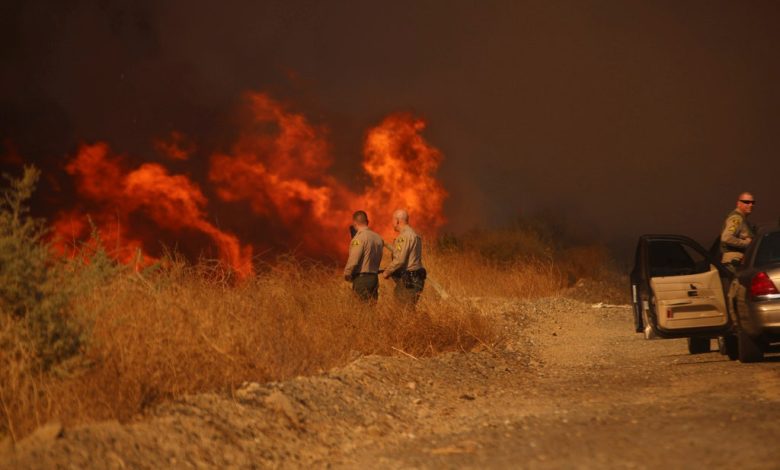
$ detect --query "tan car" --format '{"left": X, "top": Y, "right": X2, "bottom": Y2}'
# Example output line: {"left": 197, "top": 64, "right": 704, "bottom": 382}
{"left": 630, "top": 232, "right": 780, "bottom": 362}
{"left": 720, "top": 227, "right": 780, "bottom": 362}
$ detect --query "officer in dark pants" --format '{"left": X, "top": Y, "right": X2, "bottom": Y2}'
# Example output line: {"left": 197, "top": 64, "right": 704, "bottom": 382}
{"left": 343, "top": 211, "right": 384, "bottom": 302}
{"left": 383, "top": 209, "right": 426, "bottom": 306}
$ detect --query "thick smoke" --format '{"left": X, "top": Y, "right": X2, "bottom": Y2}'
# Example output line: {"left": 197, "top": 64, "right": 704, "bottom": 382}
{"left": 3, "top": 0, "right": 780, "bottom": 264}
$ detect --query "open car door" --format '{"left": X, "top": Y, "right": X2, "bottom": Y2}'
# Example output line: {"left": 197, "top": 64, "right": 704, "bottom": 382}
{"left": 630, "top": 235, "right": 732, "bottom": 339}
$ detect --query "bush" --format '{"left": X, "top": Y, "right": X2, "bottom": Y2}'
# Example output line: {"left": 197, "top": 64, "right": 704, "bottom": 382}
{"left": 1, "top": 167, "right": 81, "bottom": 369}
{"left": 0, "top": 167, "right": 117, "bottom": 440}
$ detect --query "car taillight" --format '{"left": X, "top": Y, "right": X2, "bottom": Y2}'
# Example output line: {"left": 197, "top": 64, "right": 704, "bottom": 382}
{"left": 750, "top": 272, "right": 779, "bottom": 298}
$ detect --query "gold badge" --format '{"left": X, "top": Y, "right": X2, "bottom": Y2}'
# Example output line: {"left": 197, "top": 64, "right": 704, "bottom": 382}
{"left": 352, "top": 240, "right": 361, "bottom": 246}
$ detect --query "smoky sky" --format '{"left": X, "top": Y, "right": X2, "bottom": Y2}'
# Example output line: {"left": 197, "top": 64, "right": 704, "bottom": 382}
{"left": 2, "top": 0, "right": 779, "bottom": 260}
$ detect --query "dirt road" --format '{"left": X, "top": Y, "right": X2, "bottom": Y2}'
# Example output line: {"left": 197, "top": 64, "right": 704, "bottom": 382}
{"left": 5, "top": 296, "right": 780, "bottom": 469}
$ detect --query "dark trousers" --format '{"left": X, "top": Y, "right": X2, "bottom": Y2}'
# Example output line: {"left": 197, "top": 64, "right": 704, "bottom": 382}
{"left": 393, "top": 270, "right": 425, "bottom": 306}
{"left": 352, "top": 273, "right": 379, "bottom": 302}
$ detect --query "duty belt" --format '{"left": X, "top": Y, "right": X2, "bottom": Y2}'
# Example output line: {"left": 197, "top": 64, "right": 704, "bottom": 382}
{"left": 404, "top": 268, "right": 426, "bottom": 279}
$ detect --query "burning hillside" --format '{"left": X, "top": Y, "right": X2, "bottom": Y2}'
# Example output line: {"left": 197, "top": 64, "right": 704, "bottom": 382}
{"left": 50, "top": 92, "right": 447, "bottom": 274}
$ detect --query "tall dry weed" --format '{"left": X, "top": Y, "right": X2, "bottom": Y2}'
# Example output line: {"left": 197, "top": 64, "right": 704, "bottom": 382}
{"left": 434, "top": 226, "right": 627, "bottom": 303}
{"left": 2, "top": 255, "right": 498, "bottom": 440}
{"left": 427, "top": 250, "right": 565, "bottom": 299}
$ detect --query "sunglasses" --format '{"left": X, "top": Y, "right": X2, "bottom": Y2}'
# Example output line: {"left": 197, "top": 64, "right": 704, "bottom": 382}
{"left": 739, "top": 200, "right": 756, "bottom": 205}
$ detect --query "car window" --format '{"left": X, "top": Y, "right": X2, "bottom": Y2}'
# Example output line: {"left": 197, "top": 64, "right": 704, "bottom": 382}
{"left": 755, "top": 232, "right": 780, "bottom": 266}
{"left": 647, "top": 240, "right": 710, "bottom": 277}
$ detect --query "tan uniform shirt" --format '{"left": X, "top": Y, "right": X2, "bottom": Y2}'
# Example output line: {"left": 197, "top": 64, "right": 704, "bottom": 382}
{"left": 720, "top": 209, "right": 755, "bottom": 263}
{"left": 343, "top": 227, "right": 384, "bottom": 277}
{"left": 386, "top": 225, "right": 424, "bottom": 275}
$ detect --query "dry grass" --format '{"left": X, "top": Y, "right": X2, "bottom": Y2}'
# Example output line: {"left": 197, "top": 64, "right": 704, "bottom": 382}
{"left": 1, "top": 255, "right": 502, "bottom": 441}
{"left": 427, "top": 250, "right": 565, "bottom": 299}
{"left": 431, "top": 227, "right": 626, "bottom": 302}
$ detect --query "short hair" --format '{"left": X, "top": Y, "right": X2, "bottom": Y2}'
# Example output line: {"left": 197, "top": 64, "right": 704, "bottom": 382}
{"left": 393, "top": 209, "right": 409, "bottom": 223}
{"left": 737, "top": 191, "right": 754, "bottom": 201}
{"left": 352, "top": 210, "right": 369, "bottom": 225}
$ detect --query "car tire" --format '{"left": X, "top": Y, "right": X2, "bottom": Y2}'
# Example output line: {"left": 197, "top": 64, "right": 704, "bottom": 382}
{"left": 737, "top": 330, "right": 764, "bottom": 363}
{"left": 687, "top": 337, "right": 710, "bottom": 354}
{"left": 719, "top": 335, "right": 738, "bottom": 361}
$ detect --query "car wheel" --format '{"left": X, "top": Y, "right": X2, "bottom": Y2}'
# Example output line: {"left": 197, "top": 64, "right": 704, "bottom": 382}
{"left": 737, "top": 330, "right": 764, "bottom": 363}
{"left": 719, "top": 335, "right": 738, "bottom": 361}
{"left": 687, "top": 337, "right": 710, "bottom": 354}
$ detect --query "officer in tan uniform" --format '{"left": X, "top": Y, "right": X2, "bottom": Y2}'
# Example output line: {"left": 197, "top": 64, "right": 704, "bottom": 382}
{"left": 720, "top": 192, "right": 757, "bottom": 269}
{"left": 344, "top": 210, "right": 384, "bottom": 301}
{"left": 382, "top": 209, "right": 426, "bottom": 305}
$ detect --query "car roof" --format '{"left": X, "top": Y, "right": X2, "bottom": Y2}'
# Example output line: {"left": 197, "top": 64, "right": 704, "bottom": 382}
{"left": 638, "top": 234, "right": 703, "bottom": 246}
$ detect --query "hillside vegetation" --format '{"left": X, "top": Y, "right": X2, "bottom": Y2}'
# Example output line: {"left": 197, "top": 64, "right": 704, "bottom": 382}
{"left": 0, "top": 167, "right": 623, "bottom": 442}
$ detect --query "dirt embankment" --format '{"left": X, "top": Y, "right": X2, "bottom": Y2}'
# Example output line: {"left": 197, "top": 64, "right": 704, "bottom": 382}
{"left": 4, "top": 296, "right": 780, "bottom": 469}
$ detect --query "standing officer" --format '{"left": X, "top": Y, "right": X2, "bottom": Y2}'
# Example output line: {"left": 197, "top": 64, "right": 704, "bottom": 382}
{"left": 344, "top": 210, "right": 384, "bottom": 301}
{"left": 382, "top": 209, "right": 426, "bottom": 305}
{"left": 720, "top": 192, "right": 757, "bottom": 269}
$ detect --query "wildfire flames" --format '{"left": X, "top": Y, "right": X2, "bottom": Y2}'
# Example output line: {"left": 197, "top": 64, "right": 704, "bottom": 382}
{"left": 52, "top": 92, "right": 447, "bottom": 275}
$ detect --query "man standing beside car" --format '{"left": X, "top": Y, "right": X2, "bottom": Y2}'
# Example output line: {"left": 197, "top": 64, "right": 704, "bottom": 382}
{"left": 720, "top": 192, "right": 757, "bottom": 270}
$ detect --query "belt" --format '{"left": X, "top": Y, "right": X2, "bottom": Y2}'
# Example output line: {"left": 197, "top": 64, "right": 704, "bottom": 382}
{"left": 405, "top": 268, "right": 426, "bottom": 274}
{"left": 389, "top": 268, "right": 425, "bottom": 279}
{"left": 355, "top": 272, "right": 378, "bottom": 276}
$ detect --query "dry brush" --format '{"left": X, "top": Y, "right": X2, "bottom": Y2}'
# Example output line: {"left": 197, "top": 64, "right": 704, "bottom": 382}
{"left": 0, "top": 168, "right": 623, "bottom": 441}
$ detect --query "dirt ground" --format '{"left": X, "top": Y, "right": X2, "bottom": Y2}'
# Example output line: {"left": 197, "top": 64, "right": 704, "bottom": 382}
{"left": 3, "top": 295, "right": 779, "bottom": 469}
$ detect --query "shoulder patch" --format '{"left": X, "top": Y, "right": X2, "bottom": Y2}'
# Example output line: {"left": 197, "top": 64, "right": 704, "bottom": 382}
{"left": 726, "top": 216, "right": 741, "bottom": 232}
{"left": 397, "top": 237, "right": 405, "bottom": 243}
{"left": 352, "top": 239, "right": 361, "bottom": 246}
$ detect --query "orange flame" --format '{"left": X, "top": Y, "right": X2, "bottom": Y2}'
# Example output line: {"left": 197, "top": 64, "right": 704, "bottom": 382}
{"left": 52, "top": 91, "right": 447, "bottom": 272}
{"left": 208, "top": 92, "right": 352, "bottom": 255}
{"left": 361, "top": 113, "right": 446, "bottom": 237}
{"left": 54, "top": 143, "right": 252, "bottom": 275}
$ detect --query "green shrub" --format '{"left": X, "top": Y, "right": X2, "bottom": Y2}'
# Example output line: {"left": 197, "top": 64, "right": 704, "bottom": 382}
{"left": 0, "top": 166, "right": 117, "bottom": 373}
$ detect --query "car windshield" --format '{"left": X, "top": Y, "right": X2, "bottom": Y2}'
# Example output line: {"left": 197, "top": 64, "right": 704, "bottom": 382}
{"left": 755, "top": 232, "right": 780, "bottom": 267}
